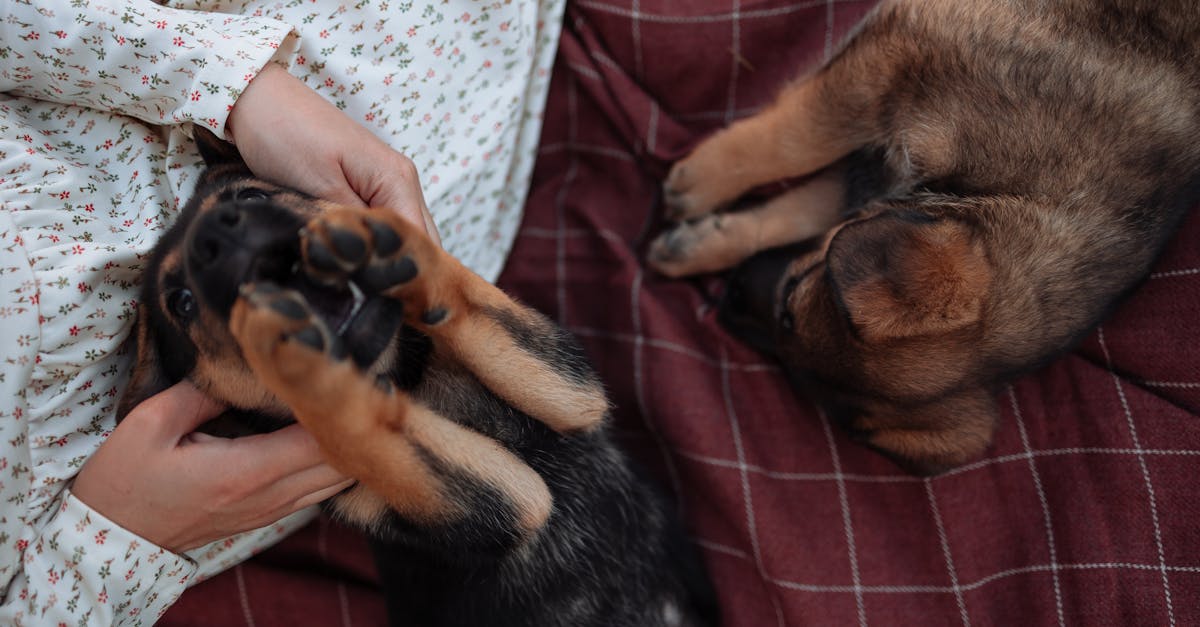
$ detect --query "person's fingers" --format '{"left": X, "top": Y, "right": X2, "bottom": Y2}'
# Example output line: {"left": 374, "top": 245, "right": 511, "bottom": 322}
{"left": 126, "top": 381, "right": 228, "bottom": 441}
{"left": 254, "top": 463, "right": 354, "bottom": 511}
{"left": 344, "top": 152, "right": 443, "bottom": 245}
{"left": 291, "top": 478, "right": 358, "bottom": 510}
{"left": 218, "top": 423, "right": 332, "bottom": 477}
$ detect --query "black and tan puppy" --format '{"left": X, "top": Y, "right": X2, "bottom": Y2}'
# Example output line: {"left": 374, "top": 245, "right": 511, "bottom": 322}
{"left": 649, "top": 0, "right": 1200, "bottom": 474}
{"left": 121, "top": 130, "right": 715, "bottom": 626}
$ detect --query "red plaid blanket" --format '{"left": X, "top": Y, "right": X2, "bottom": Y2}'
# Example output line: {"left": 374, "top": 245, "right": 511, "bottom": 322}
{"left": 164, "top": 1, "right": 1200, "bottom": 624}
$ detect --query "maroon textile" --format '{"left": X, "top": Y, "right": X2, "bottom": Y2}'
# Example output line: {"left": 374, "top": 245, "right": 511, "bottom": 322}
{"left": 164, "top": 1, "right": 1200, "bottom": 625}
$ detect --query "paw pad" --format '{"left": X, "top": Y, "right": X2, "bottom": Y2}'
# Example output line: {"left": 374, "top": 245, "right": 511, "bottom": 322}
{"left": 329, "top": 229, "right": 367, "bottom": 265}
{"left": 269, "top": 297, "right": 310, "bottom": 321}
{"left": 367, "top": 220, "right": 401, "bottom": 257}
{"left": 292, "top": 325, "right": 326, "bottom": 350}
{"left": 361, "top": 256, "right": 417, "bottom": 292}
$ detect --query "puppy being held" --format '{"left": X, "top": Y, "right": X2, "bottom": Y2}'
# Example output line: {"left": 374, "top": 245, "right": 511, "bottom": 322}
{"left": 121, "top": 129, "right": 716, "bottom": 627}
{"left": 649, "top": 0, "right": 1200, "bottom": 474}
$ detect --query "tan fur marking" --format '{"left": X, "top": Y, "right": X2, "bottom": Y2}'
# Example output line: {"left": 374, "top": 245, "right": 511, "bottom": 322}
{"left": 446, "top": 314, "right": 608, "bottom": 434}
{"left": 414, "top": 256, "right": 607, "bottom": 433}
{"left": 329, "top": 484, "right": 391, "bottom": 530}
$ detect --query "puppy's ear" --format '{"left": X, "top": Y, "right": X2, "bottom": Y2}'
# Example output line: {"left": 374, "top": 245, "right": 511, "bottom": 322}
{"left": 192, "top": 125, "right": 246, "bottom": 169}
{"left": 827, "top": 212, "right": 990, "bottom": 342}
{"left": 117, "top": 304, "right": 173, "bottom": 421}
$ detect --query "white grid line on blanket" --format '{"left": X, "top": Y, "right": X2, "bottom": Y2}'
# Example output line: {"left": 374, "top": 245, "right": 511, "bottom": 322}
{"left": 1139, "top": 380, "right": 1200, "bottom": 389}
{"left": 590, "top": 49, "right": 627, "bottom": 75}
{"left": 630, "top": 268, "right": 687, "bottom": 515}
{"left": 926, "top": 480, "right": 970, "bottom": 625}
{"left": 576, "top": 0, "right": 862, "bottom": 24}
{"left": 537, "top": 141, "right": 636, "bottom": 162}
{"left": 568, "top": 325, "right": 779, "bottom": 371}
{"left": 1009, "top": 386, "right": 1065, "bottom": 627}
{"left": 567, "top": 61, "right": 602, "bottom": 81}
{"left": 1149, "top": 267, "right": 1199, "bottom": 279}
{"left": 724, "top": 0, "right": 742, "bottom": 125}
{"left": 553, "top": 76, "right": 582, "bottom": 327}
{"left": 631, "top": 0, "right": 644, "bottom": 79}
{"left": 1098, "top": 325, "right": 1176, "bottom": 626}
{"left": 678, "top": 106, "right": 761, "bottom": 121}
{"left": 820, "top": 408, "right": 867, "bottom": 626}
{"left": 519, "top": 227, "right": 633, "bottom": 247}
{"left": 693, "top": 538, "right": 751, "bottom": 560}
{"left": 675, "top": 446, "right": 1200, "bottom": 482}
{"left": 235, "top": 565, "right": 258, "bottom": 627}
{"left": 720, "top": 343, "right": 786, "bottom": 627}
{"left": 689, "top": 557, "right": 1200, "bottom": 594}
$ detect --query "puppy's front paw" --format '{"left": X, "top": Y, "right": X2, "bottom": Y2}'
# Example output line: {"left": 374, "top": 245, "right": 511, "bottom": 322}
{"left": 302, "top": 208, "right": 460, "bottom": 329}
{"left": 663, "top": 140, "right": 743, "bottom": 221}
{"left": 663, "top": 161, "right": 715, "bottom": 222}
{"left": 230, "top": 283, "right": 348, "bottom": 384}
{"left": 648, "top": 215, "right": 749, "bottom": 277}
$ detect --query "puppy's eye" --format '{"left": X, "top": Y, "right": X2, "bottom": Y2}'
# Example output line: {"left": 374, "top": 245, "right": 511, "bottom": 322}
{"left": 167, "top": 288, "right": 197, "bottom": 321}
{"left": 236, "top": 188, "right": 271, "bottom": 202}
{"left": 780, "top": 310, "right": 795, "bottom": 332}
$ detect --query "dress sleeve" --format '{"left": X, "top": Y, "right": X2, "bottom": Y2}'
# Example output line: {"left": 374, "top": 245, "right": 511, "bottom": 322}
{"left": 0, "top": 491, "right": 197, "bottom": 627}
{"left": 0, "top": 0, "right": 299, "bottom": 139}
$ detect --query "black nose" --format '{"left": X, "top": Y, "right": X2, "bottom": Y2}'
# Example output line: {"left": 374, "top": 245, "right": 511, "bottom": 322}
{"left": 188, "top": 204, "right": 246, "bottom": 268}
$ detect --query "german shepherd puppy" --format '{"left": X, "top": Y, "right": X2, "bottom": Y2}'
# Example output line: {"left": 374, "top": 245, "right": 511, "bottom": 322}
{"left": 648, "top": 0, "right": 1200, "bottom": 474}
{"left": 120, "top": 130, "right": 716, "bottom": 626}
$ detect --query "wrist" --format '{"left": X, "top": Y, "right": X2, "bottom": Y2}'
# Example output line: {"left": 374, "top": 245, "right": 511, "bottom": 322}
{"left": 227, "top": 63, "right": 292, "bottom": 144}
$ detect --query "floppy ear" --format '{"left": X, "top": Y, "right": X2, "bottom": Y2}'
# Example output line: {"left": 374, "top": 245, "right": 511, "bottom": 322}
{"left": 116, "top": 304, "right": 174, "bottom": 421}
{"left": 826, "top": 212, "right": 991, "bottom": 342}
{"left": 192, "top": 125, "right": 246, "bottom": 169}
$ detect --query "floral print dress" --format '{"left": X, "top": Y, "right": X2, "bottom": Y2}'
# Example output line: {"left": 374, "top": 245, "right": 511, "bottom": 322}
{"left": 0, "top": 0, "right": 563, "bottom": 624}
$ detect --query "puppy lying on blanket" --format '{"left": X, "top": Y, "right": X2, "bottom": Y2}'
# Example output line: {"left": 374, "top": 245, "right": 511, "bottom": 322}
{"left": 120, "top": 129, "right": 717, "bottom": 627}
{"left": 649, "top": 0, "right": 1200, "bottom": 474}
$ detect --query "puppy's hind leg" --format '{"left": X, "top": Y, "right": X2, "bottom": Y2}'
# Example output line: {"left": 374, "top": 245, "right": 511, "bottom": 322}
{"left": 649, "top": 166, "right": 845, "bottom": 277}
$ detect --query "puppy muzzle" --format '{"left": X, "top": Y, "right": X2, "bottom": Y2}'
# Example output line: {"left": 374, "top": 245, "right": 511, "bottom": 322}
{"left": 718, "top": 241, "right": 815, "bottom": 355}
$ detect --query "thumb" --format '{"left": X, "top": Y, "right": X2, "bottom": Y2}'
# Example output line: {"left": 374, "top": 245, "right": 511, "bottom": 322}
{"left": 128, "top": 380, "right": 229, "bottom": 440}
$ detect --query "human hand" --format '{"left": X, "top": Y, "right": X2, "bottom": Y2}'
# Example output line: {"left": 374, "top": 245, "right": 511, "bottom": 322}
{"left": 72, "top": 382, "right": 355, "bottom": 553}
{"left": 226, "top": 63, "right": 442, "bottom": 245}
